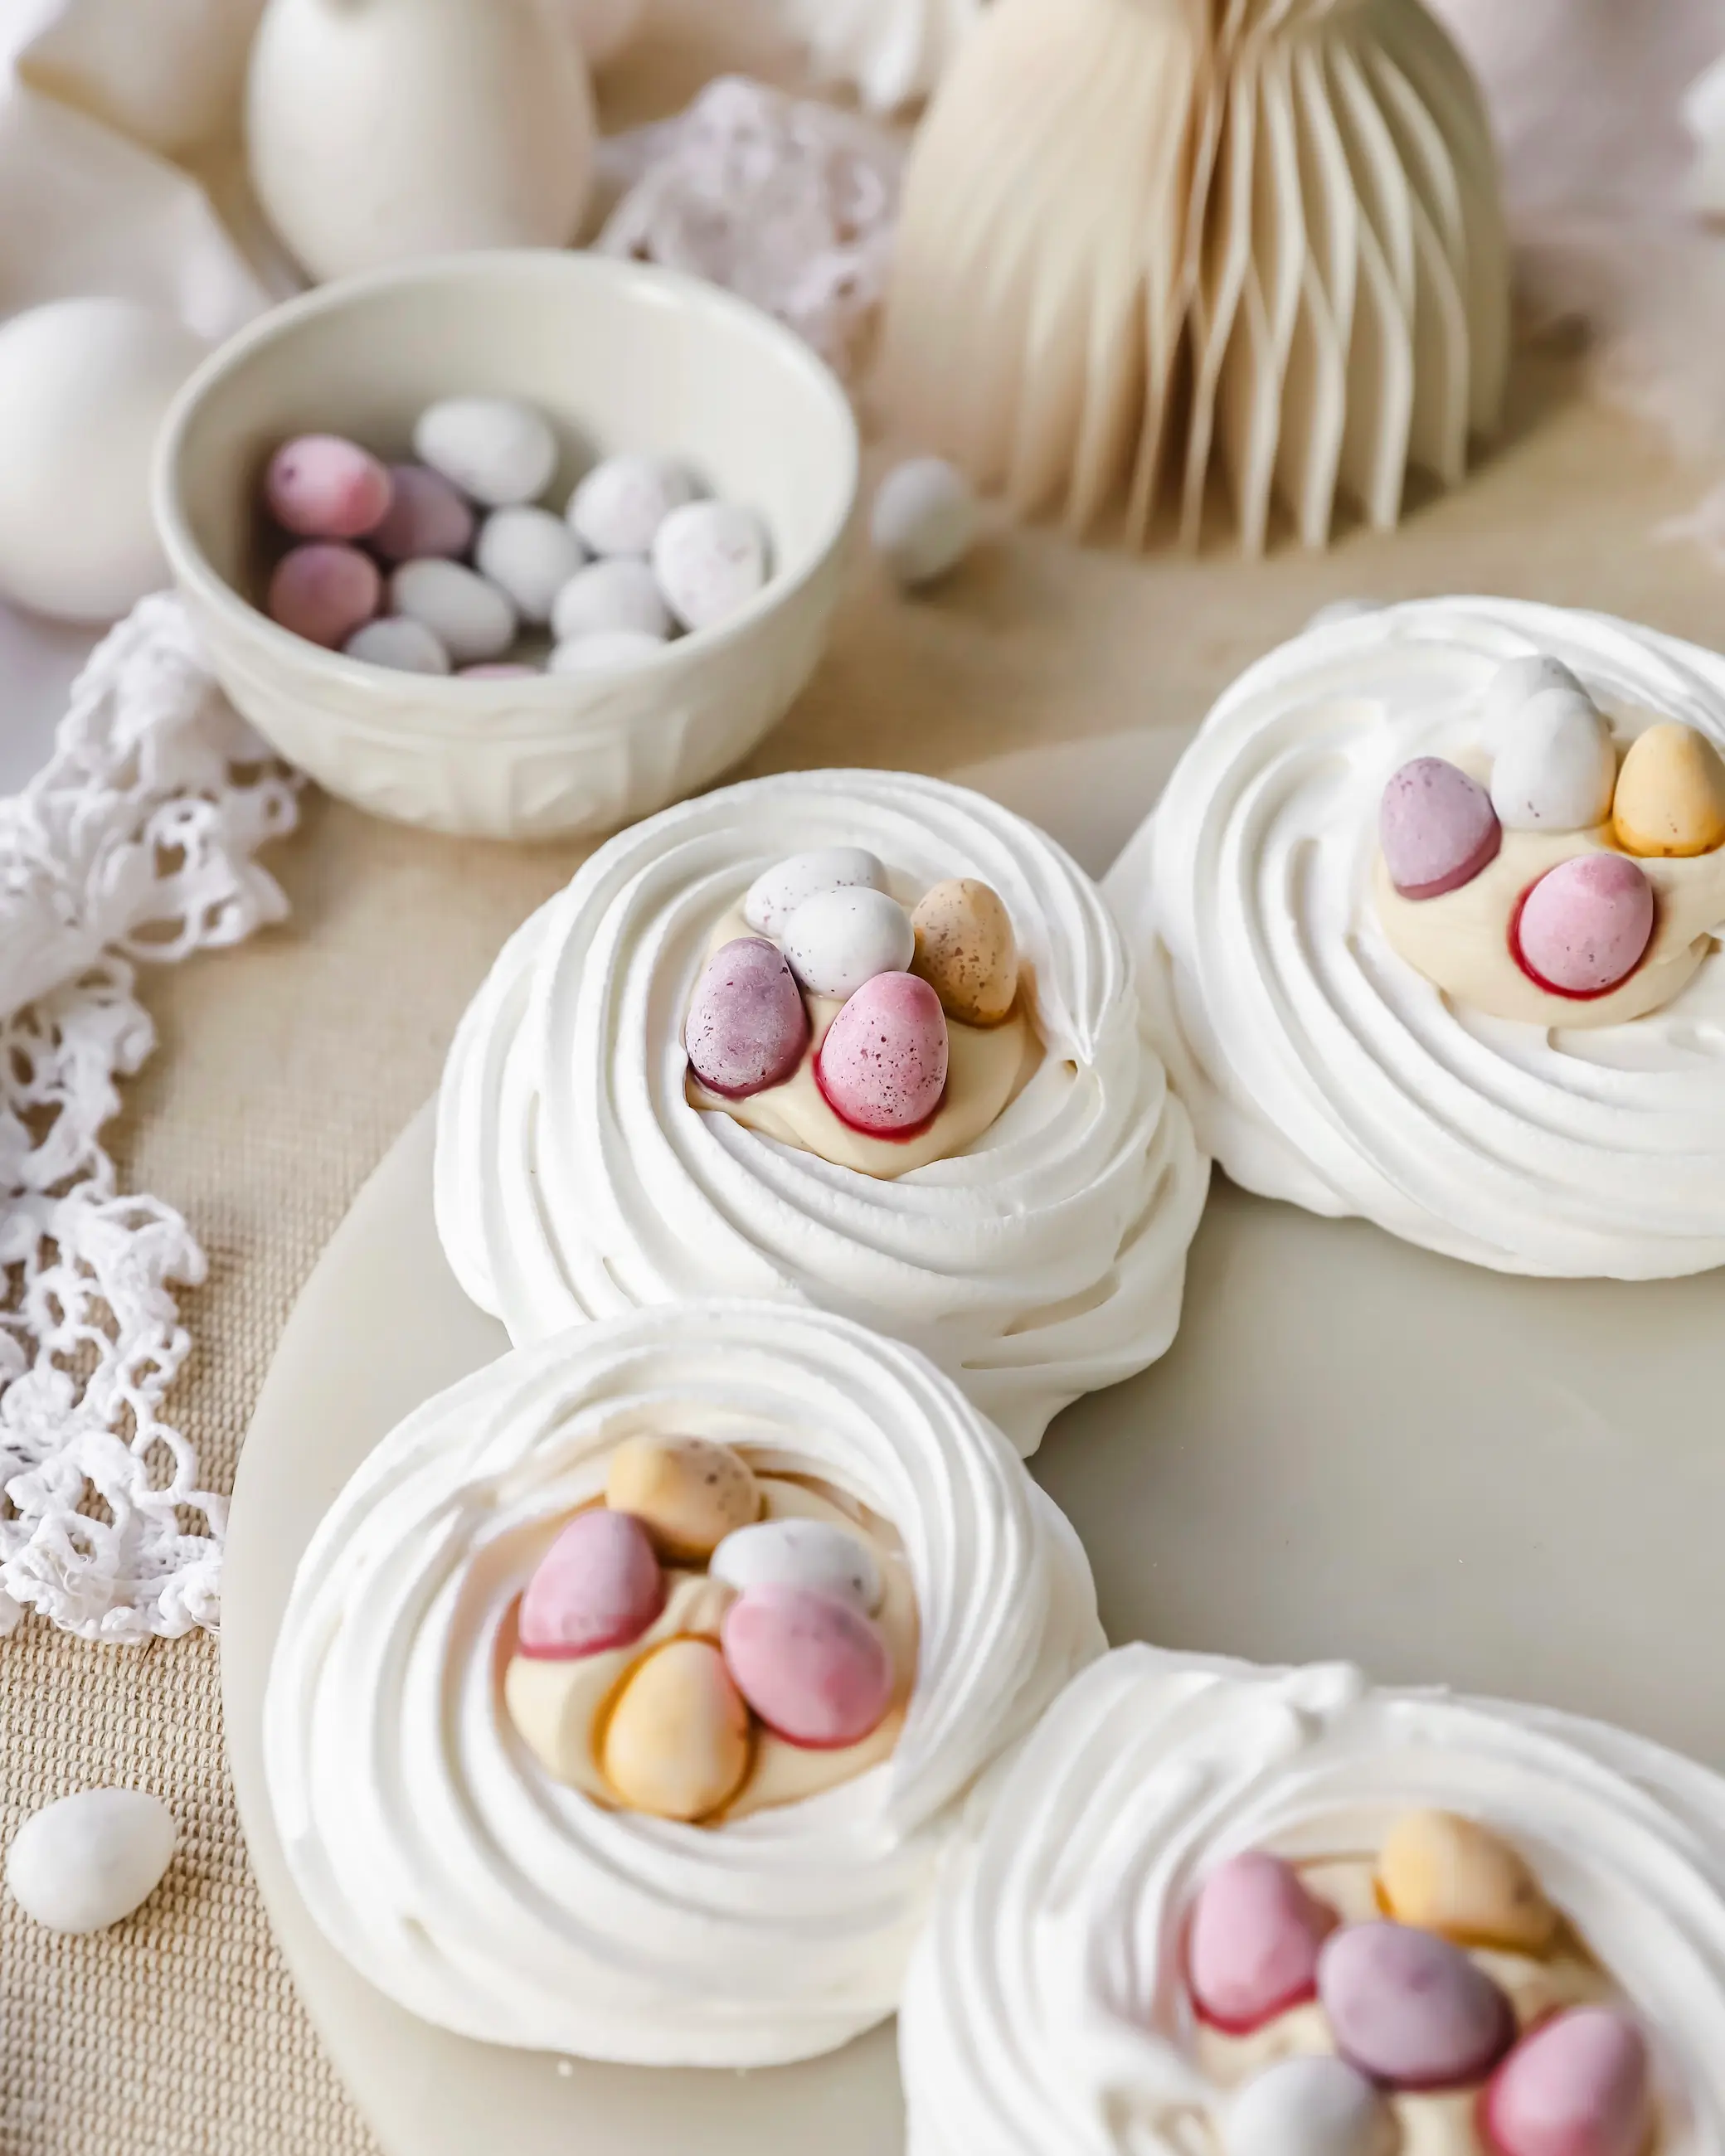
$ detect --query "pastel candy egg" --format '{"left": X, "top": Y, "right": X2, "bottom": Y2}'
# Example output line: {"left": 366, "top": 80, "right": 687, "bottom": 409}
{"left": 474, "top": 506, "right": 586, "bottom": 624}
{"left": 1611, "top": 721, "right": 1725, "bottom": 857}
{"left": 265, "top": 434, "right": 392, "bottom": 540}
{"left": 1514, "top": 854, "right": 1655, "bottom": 997}
{"left": 1480, "top": 655, "right": 1588, "bottom": 751}
{"left": 710, "top": 1518, "right": 883, "bottom": 1615}
{"left": 568, "top": 454, "right": 697, "bottom": 557}
{"left": 517, "top": 1508, "right": 664, "bottom": 1658}
{"left": 267, "top": 541, "right": 381, "bottom": 648}
{"left": 817, "top": 971, "right": 949, "bottom": 1134}
{"left": 1483, "top": 2008, "right": 1652, "bottom": 2156}
{"left": 414, "top": 396, "right": 558, "bottom": 508}
{"left": 721, "top": 1583, "right": 895, "bottom": 1749}
{"left": 1377, "top": 1809, "right": 1557, "bottom": 1954}
{"left": 605, "top": 1434, "right": 762, "bottom": 1562}
{"left": 550, "top": 630, "right": 668, "bottom": 673}
{"left": 600, "top": 1639, "right": 752, "bottom": 1821}
{"left": 390, "top": 557, "right": 517, "bottom": 666}
{"left": 744, "top": 847, "right": 889, "bottom": 938}
{"left": 1318, "top": 1921, "right": 1514, "bottom": 2089}
{"left": 1225, "top": 2056, "right": 1397, "bottom": 2156}
{"left": 871, "top": 456, "right": 978, "bottom": 588}
{"left": 344, "top": 615, "right": 452, "bottom": 675}
{"left": 1186, "top": 1852, "right": 1338, "bottom": 2033}
{"left": 6, "top": 1789, "right": 176, "bottom": 1934}
{"left": 369, "top": 464, "right": 476, "bottom": 563}
{"left": 550, "top": 557, "right": 672, "bottom": 643}
{"left": 685, "top": 937, "right": 809, "bottom": 1097}
{"left": 1381, "top": 757, "right": 1502, "bottom": 899}
{"left": 911, "top": 878, "right": 1019, "bottom": 1025}
{"left": 1489, "top": 690, "right": 1616, "bottom": 833}
{"left": 653, "top": 500, "right": 769, "bottom": 632}
{"left": 782, "top": 887, "right": 916, "bottom": 998}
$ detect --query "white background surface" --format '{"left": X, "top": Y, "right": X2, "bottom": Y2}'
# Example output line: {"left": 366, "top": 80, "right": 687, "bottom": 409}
{"left": 0, "top": 601, "right": 93, "bottom": 789}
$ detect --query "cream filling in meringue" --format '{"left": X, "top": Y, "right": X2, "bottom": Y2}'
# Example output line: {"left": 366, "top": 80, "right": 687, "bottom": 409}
{"left": 503, "top": 1474, "right": 918, "bottom": 1822}
{"left": 687, "top": 899, "right": 1045, "bottom": 1180}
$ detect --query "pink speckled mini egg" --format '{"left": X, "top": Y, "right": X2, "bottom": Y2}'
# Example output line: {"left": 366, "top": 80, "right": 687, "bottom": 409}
{"left": 720, "top": 1583, "right": 894, "bottom": 1750}
{"left": 1185, "top": 1852, "right": 1337, "bottom": 2034}
{"left": 265, "top": 434, "right": 393, "bottom": 541}
{"left": 1483, "top": 2008, "right": 1652, "bottom": 2156}
{"left": 1381, "top": 756, "right": 1502, "bottom": 899}
{"left": 267, "top": 542, "right": 381, "bottom": 648}
{"left": 1513, "top": 853, "right": 1655, "bottom": 997}
{"left": 816, "top": 971, "right": 948, "bottom": 1134}
{"left": 517, "top": 1508, "right": 665, "bottom": 1659}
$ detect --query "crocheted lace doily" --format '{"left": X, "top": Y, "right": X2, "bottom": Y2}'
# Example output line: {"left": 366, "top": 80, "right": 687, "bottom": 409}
{"left": 1, "top": 594, "right": 298, "bottom": 1642}
{"left": 598, "top": 75, "right": 902, "bottom": 378}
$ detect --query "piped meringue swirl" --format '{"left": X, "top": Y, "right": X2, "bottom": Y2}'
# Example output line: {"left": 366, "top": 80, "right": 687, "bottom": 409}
{"left": 1107, "top": 598, "right": 1725, "bottom": 1277}
{"left": 437, "top": 769, "right": 1206, "bottom": 1454}
{"left": 899, "top": 1644, "right": 1725, "bottom": 2154}
{"left": 263, "top": 1301, "right": 1101, "bottom": 2067}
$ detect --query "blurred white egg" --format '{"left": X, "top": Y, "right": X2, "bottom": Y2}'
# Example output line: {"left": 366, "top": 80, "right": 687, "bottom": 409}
{"left": 6, "top": 1788, "right": 177, "bottom": 1935}
{"left": 871, "top": 457, "right": 977, "bottom": 588}
{"left": 0, "top": 298, "right": 205, "bottom": 624}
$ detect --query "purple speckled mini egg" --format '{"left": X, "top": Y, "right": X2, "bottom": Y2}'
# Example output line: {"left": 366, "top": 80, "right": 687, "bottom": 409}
{"left": 686, "top": 938, "right": 809, "bottom": 1098}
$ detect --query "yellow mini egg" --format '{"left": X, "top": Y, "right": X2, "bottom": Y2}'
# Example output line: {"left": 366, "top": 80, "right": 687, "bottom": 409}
{"left": 910, "top": 878, "right": 1019, "bottom": 1026}
{"left": 600, "top": 1638, "right": 752, "bottom": 1822}
{"left": 1377, "top": 1809, "right": 1557, "bottom": 1955}
{"left": 606, "top": 1435, "right": 761, "bottom": 1563}
{"left": 1611, "top": 721, "right": 1725, "bottom": 857}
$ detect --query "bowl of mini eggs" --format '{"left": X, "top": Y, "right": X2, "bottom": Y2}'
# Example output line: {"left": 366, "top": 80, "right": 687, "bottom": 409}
{"left": 153, "top": 251, "right": 859, "bottom": 840}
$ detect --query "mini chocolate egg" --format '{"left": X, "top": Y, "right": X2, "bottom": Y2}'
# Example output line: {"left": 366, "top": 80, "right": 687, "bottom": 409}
{"left": 266, "top": 434, "right": 393, "bottom": 541}
{"left": 1480, "top": 655, "right": 1588, "bottom": 751}
{"left": 653, "top": 501, "right": 768, "bottom": 632}
{"left": 268, "top": 542, "right": 381, "bottom": 648}
{"left": 817, "top": 972, "right": 949, "bottom": 1134}
{"left": 1225, "top": 2056, "right": 1396, "bottom": 2156}
{"left": 710, "top": 1518, "right": 883, "bottom": 1615}
{"left": 744, "top": 848, "right": 889, "bottom": 939}
{"left": 1186, "top": 1853, "right": 1337, "bottom": 2033}
{"left": 600, "top": 1639, "right": 751, "bottom": 1821}
{"left": 1483, "top": 2008, "right": 1651, "bottom": 2156}
{"left": 344, "top": 615, "right": 452, "bottom": 675}
{"left": 1377, "top": 1809, "right": 1557, "bottom": 1954}
{"left": 720, "top": 1583, "right": 895, "bottom": 1749}
{"left": 474, "top": 506, "right": 586, "bottom": 624}
{"left": 390, "top": 558, "right": 517, "bottom": 665}
{"left": 1489, "top": 691, "right": 1616, "bottom": 833}
{"left": 517, "top": 1508, "right": 664, "bottom": 1658}
{"left": 685, "top": 937, "right": 809, "bottom": 1097}
{"left": 415, "top": 396, "right": 558, "bottom": 508}
{"left": 1611, "top": 721, "right": 1725, "bottom": 857}
{"left": 1318, "top": 1921, "right": 1514, "bottom": 2089}
{"left": 871, "top": 457, "right": 977, "bottom": 589}
{"left": 911, "top": 878, "right": 1018, "bottom": 1025}
{"left": 550, "top": 557, "right": 672, "bottom": 643}
{"left": 782, "top": 887, "right": 916, "bottom": 998}
{"left": 1380, "top": 757, "right": 1502, "bottom": 899}
{"left": 369, "top": 464, "right": 476, "bottom": 564}
{"left": 567, "top": 454, "right": 697, "bottom": 557}
{"left": 1514, "top": 854, "right": 1655, "bottom": 997}
{"left": 605, "top": 1434, "right": 762, "bottom": 1562}
{"left": 550, "top": 630, "right": 668, "bottom": 673}
{"left": 5, "top": 1788, "right": 177, "bottom": 1935}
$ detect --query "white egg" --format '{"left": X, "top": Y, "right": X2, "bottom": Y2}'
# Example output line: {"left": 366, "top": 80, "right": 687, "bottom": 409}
{"left": 567, "top": 454, "right": 698, "bottom": 557}
{"left": 0, "top": 298, "right": 205, "bottom": 624}
{"left": 1489, "top": 687, "right": 1616, "bottom": 831}
{"left": 549, "top": 629, "right": 667, "bottom": 673}
{"left": 414, "top": 396, "right": 558, "bottom": 509}
{"left": 782, "top": 886, "right": 914, "bottom": 998}
{"left": 870, "top": 456, "right": 977, "bottom": 588}
{"left": 474, "top": 506, "right": 586, "bottom": 623}
{"left": 550, "top": 557, "right": 672, "bottom": 643}
{"left": 652, "top": 500, "right": 769, "bottom": 632}
{"left": 390, "top": 558, "right": 517, "bottom": 665}
{"left": 1480, "top": 654, "right": 1589, "bottom": 752}
{"left": 344, "top": 615, "right": 453, "bottom": 674}
{"left": 709, "top": 1518, "right": 883, "bottom": 1614}
{"left": 1226, "top": 2056, "right": 1395, "bottom": 2156}
{"left": 744, "top": 848, "right": 888, "bottom": 938}
{"left": 6, "top": 1788, "right": 176, "bottom": 1935}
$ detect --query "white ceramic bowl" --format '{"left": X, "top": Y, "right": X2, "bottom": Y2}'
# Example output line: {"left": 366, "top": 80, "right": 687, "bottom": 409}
{"left": 153, "top": 252, "right": 858, "bottom": 841}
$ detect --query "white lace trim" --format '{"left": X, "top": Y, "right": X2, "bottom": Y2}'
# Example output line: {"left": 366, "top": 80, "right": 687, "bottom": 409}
{"left": 0, "top": 594, "right": 298, "bottom": 1643}
{"left": 597, "top": 75, "right": 902, "bottom": 379}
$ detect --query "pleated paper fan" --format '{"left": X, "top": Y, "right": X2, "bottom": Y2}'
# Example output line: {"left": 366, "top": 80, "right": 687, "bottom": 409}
{"left": 880, "top": 0, "right": 1510, "bottom": 551}
{"left": 780, "top": 0, "right": 989, "bottom": 111}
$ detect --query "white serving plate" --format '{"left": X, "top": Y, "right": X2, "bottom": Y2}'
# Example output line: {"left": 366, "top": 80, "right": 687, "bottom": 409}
{"left": 222, "top": 729, "right": 1725, "bottom": 2156}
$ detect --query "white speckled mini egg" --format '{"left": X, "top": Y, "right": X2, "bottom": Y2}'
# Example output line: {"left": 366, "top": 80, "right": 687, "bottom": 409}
{"left": 6, "top": 1788, "right": 177, "bottom": 1935}
{"left": 744, "top": 848, "right": 888, "bottom": 939}
{"left": 390, "top": 558, "right": 517, "bottom": 665}
{"left": 709, "top": 1518, "right": 882, "bottom": 1614}
{"left": 474, "top": 506, "right": 586, "bottom": 624}
{"left": 345, "top": 615, "right": 452, "bottom": 674}
{"left": 567, "top": 453, "right": 697, "bottom": 557}
{"left": 550, "top": 557, "right": 672, "bottom": 644}
{"left": 414, "top": 396, "right": 558, "bottom": 509}
{"left": 1489, "top": 687, "right": 1616, "bottom": 832}
{"left": 653, "top": 500, "right": 768, "bottom": 632}
{"left": 782, "top": 886, "right": 915, "bottom": 998}
{"left": 1225, "top": 2056, "right": 1394, "bottom": 2156}
{"left": 870, "top": 456, "right": 977, "bottom": 589}
{"left": 1479, "top": 654, "right": 1588, "bottom": 753}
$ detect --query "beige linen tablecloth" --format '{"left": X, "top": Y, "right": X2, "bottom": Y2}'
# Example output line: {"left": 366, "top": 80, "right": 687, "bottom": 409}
{"left": 2, "top": 349, "right": 1722, "bottom": 2154}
